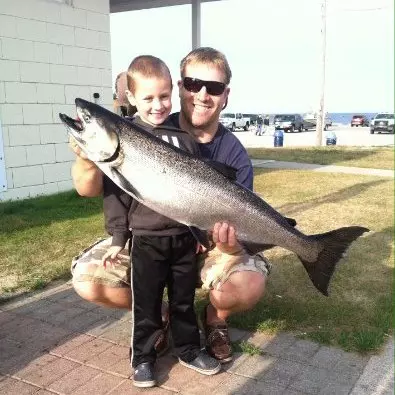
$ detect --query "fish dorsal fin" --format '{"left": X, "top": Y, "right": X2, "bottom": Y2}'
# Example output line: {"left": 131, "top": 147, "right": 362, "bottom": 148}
{"left": 206, "top": 160, "right": 237, "bottom": 181}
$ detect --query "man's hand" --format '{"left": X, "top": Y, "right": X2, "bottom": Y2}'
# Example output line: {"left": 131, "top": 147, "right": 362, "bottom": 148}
{"left": 101, "top": 246, "right": 123, "bottom": 268}
{"left": 211, "top": 222, "right": 242, "bottom": 255}
{"left": 69, "top": 136, "right": 89, "bottom": 160}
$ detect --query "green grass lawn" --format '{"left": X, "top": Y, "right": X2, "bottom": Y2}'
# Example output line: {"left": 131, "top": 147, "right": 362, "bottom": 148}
{"left": 247, "top": 146, "right": 394, "bottom": 170}
{"left": 0, "top": 165, "right": 393, "bottom": 353}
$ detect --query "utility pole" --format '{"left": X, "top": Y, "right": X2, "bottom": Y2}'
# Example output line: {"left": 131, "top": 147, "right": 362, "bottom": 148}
{"left": 316, "top": 0, "right": 327, "bottom": 146}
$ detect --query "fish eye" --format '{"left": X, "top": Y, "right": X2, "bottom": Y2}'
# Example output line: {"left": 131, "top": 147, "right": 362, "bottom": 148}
{"left": 82, "top": 111, "right": 91, "bottom": 123}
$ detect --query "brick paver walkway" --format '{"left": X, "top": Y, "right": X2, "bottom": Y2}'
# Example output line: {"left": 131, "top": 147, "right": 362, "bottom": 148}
{"left": 0, "top": 282, "right": 393, "bottom": 394}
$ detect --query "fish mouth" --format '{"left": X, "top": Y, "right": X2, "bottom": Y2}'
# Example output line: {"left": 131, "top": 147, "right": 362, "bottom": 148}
{"left": 59, "top": 113, "right": 84, "bottom": 132}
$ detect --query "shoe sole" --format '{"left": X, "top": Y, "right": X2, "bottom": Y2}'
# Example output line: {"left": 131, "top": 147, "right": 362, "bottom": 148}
{"left": 218, "top": 355, "right": 233, "bottom": 364}
{"left": 133, "top": 380, "right": 156, "bottom": 388}
{"left": 178, "top": 358, "right": 221, "bottom": 376}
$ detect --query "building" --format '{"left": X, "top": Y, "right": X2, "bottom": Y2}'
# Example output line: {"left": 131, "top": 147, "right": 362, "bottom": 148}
{"left": 0, "top": 0, "right": 113, "bottom": 201}
{"left": 0, "top": 0, "right": 216, "bottom": 201}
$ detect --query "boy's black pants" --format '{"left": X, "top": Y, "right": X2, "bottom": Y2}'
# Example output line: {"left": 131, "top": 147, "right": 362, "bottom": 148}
{"left": 130, "top": 233, "right": 200, "bottom": 367}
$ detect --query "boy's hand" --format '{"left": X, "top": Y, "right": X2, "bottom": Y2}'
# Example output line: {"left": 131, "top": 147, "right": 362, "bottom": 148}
{"left": 102, "top": 246, "right": 123, "bottom": 268}
{"left": 211, "top": 222, "right": 243, "bottom": 255}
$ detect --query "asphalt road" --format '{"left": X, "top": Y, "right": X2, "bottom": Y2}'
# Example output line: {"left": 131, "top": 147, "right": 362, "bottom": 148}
{"left": 234, "top": 125, "right": 395, "bottom": 148}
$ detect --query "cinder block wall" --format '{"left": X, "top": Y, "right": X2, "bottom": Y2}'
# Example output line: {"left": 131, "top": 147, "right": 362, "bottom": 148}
{"left": 0, "top": 0, "right": 112, "bottom": 201}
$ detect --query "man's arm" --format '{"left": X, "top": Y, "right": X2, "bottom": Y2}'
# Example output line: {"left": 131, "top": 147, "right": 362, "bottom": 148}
{"left": 71, "top": 156, "right": 103, "bottom": 197}
{"left": 69, "top": 137, "right": 103, "bottom": 197}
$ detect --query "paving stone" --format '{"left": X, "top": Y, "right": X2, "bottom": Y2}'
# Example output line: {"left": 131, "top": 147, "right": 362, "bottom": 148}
{"left": 210, "top": 373, "right": 257, "bottom": 395}
{"left": 229, "top": 327, "right": 250, "bottom": 342}
{"left": 179, "top": 370, "right": 232, "bottom": 394}
{"left": 99, "top": 320, "right": 131, "bottom": 346}
{"left": 54, "top": 291, "right": 84, "bottom": 304}
{"left": 288, "top": 365, "right": 333, "bottom": 395}
{"left": 40, "top": 306, "right": 86, "bottom": 326}
{"left": 15, "top": 354, "right": 78, "bottom": 387}
{"left": 32, "top": 282, "right": 72, "bottom": 301}
{"left": 318, "top": 381, "right": 355, "bottom": 395}
{"left": 0, "top": 377, "right": 41, "bottom": 394}
{"left": 0, "top": 295, "right": 39, "bottom": 312}
{"left": 10, "top": 299, "right": 54, "bottom": 317}
{"left": 0, "top": 338, "right": 44, "bottom": 374}
{"left": 238, "top": 380, "right": 288, "bottom": 395}
{"left": 233, "top": 353, "right": 277, "bottom": 379}
{"left": 259, "top": 332, "right": 297, "bottom": 356}
{"left": 259, "top": 358, "right": 305, "bottom": 387}
{"left": 108, "top": 379, "right": 174, "bottom": 394}
{"left": 332, "top": 351, "right": 369, "bottom": 373}
{"left": 48, "top": 364, "right": 101, "bottom": 394}
{"left": 19, "top": 301, "right": 67, "bottom": 322}
{"left": 246, "top": 331, "right": 276, "bottom": 349}
{"left": 61, "top": 310, "right": 106, "bottom": 332}
{"left": 45, "top": 288, "right": 76, "bottom": 303}
{"left": 0, "top": 310, "right": 18, "bottom": 326}
{"left": 281, "top": 339, "right": 320, "bottom": 363}
{"left": 85, "top": 317, "right": 121, "bottom": 337}
{"left": 50, "top": 334, "right": 93, "bottom": 356}
{"left": 0, "top": 316, "right": 37, "bottom": 340}
{"left": 106, "top": 357, "right": 132, "bottom": 378}
{"left": 64, "top": 337, "right": 113, "bottom": 363}
{"left": 11, "top": 321, "right": 72, "bottom": 353}
{"left": 309, "top": 346, "right": 348, "bottom": 370}
{"left": 85, "top": 344, "right": 128, "bottom": 370}
{"left": 70, "top": 372, "right": 125, "bottom": 395}
{"left": 223, "top": 352, "right": 249, "bottom": 374}
{"left": 35, "top": 390, "right": 57, "bottom": 395}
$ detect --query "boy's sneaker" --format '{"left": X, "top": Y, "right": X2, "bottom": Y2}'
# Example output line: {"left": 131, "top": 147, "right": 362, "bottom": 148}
{"left": 179, "top": 349, "right": 221, "bottom": 375}
{"left": 133, "top": 362, "right": 156, "bottom": 388}
{"left": 201, "top": 304, "right": 233, "bottom": 363}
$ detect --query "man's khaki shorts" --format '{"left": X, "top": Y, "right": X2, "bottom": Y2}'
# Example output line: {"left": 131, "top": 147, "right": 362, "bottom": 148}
{"left": 71, "top": 237, "right": 271, "bottom": 290}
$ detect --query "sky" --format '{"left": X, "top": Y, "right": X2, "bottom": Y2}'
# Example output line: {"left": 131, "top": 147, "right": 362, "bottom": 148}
{"left": 109, "top": 0, "right": 394, "bottom": 114}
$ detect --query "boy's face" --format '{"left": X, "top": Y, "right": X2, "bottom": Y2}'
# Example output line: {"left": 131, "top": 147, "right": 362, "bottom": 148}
{"left": 127, "top": 74, "right": 172, "bottom": 126}
{"left": 178, "top": 62, "right": 230, "bottom": 131}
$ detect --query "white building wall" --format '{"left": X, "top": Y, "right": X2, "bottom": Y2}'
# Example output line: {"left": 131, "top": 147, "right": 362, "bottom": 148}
{"left": 0, "top": 0, "right": 112, "bottom": 201}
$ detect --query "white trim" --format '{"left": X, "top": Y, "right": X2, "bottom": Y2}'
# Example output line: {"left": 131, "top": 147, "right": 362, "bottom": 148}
{"left": 0, "top": 121, "right": 7, "bottom": 192}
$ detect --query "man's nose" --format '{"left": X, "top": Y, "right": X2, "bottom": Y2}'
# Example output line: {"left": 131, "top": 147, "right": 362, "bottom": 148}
{"left": 196, "top": 85, "right": 209, "bottom": 100}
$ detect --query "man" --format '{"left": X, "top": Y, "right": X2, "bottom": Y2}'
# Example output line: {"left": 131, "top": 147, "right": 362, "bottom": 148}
{"left": 70, "top": 47, "right": 269, "bottom": 364}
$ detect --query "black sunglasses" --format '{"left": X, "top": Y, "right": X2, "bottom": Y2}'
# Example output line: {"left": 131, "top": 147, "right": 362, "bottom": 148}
{"left": 183, "top": 77, "right": 227, "bottom": 96}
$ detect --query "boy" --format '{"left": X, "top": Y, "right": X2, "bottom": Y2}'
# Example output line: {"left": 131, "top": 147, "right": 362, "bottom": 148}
{"left": 103, "top": 55, "right": 220, "bottom": 388}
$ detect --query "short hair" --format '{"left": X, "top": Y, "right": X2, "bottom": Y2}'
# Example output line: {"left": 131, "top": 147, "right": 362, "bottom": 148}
{"left": 114, "top": 71, "right": 128, "bottom": 106}
{"left": 126, "top": 55, "right": 172, "bottom": 94}
{"left": 180, "top": 47, "right": 232, "bottom": 85}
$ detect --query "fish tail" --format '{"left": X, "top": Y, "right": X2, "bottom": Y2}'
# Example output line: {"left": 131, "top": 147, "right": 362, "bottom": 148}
{"left": 299, "top": 226, "right": 369, "bottom": 296}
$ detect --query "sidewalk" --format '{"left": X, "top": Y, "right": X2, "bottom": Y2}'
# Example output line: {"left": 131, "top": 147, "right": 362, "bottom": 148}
{"left": 0, "top": 282, "right": 393, "bottom": 395}
{"left": 251, "top": 159, "right": 394, "bottom": 178}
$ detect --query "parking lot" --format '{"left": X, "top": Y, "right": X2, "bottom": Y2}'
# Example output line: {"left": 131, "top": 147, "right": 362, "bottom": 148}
{"left": 234, "top": 125, "right": 395, "bottom": 148}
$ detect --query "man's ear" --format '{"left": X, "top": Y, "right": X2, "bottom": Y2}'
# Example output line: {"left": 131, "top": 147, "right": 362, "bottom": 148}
{"left": 126, "top": 90, "right": 136, "bottom": 106}
{"left": 222, "top": 87, "right": 230, "bottom": 110}
{"left": 177, "top": 80, "right": 183, "bottom": 97}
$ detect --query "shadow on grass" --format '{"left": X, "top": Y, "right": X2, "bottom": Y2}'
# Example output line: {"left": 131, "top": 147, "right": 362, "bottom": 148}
{"left": 247, "top": 146, "right": 394, "bottom": 168}
{"left": 273, "top": 178, "right": 388, "bottom": 216}
{"left": 227, "top": 226, "right": 393, "bottom": 354}
{"left": 0, "top": 190, "right": 102, "bottom": 235}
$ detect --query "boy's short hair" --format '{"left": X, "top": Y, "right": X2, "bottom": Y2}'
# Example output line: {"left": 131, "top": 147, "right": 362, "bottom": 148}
{"left": 180, "top": 47, "right": 232, "bottom": 85}
{"left": 127, "top": 55, "right": 172, "bottom": 94}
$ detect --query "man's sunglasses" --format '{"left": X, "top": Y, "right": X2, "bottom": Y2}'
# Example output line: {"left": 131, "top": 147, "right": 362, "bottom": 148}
{"left": 183, "top": 77, "right": 227, "bottom": 96}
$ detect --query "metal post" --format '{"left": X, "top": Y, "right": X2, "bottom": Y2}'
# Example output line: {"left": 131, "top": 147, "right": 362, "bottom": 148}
{"left": 191, "top": 0, "right": 201, "bottom": 49}
{"left": 316, "top": 0, "right": 327, "bottom": 146}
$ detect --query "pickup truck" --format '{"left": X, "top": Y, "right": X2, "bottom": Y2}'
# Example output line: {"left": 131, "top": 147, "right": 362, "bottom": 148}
{"left": 370, "top": 113, "right": 394, "bottom": 134}
{"left": 219, "top": 113, "right": 250, "bottom": 132}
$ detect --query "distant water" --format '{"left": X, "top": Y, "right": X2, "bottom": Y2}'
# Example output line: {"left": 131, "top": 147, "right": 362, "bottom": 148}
{"left": 328, "top": 113, "right": 377, "bottom": 125}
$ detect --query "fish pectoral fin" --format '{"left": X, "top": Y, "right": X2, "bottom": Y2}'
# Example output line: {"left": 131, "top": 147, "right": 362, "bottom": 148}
{"left": 110, "top": 168, "right": 142, "bottom": 200}
{"left": 205, "top": 160, "right": 237, "bottom": 181}
{"left": 188, "top": 227, "right": 211, "bottom": 249}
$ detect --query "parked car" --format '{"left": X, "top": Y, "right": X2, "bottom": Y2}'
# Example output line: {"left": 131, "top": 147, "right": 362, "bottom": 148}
{"left": 219, "top": 113, "right": 250, "bottom": 131}
{"left": 370, "top": 113, "right": 394, "bottom": 134}
{"left": 351, "top": 115, "right": 369, "bottom": 127}
{"left": 273, "top": 114, "right": 305, "bottom": 132}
